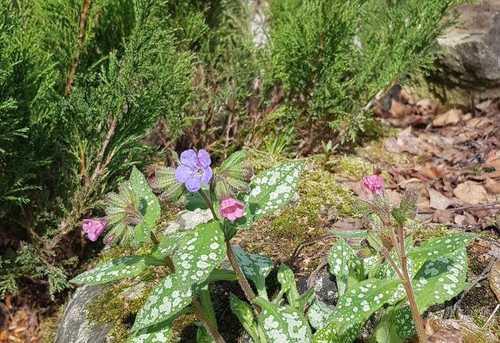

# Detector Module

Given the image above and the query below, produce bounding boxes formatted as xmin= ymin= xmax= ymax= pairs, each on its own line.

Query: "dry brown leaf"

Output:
xmin=389 ymin=99 xmax=413 ymax=118
xmin=385 ymin=189 xmax=402 ymax=207
xmin=416 ymin=98 xmax=438 ymax=116
xmin=384 ymin=127 xmax=421 ymax=155
xmin=488 ymin=260 xmax=500 ymax=302
xmin=425 ymin=318 xmax=496 ymax=343
xmin=432 ymin=108 xmax=463 ymax=127
xmin=453 ymin=181 xmax=489 ymax=205
xmin=485 ymin=178 xmax=500 ymax=194
xmin=432 ymin=209 xmax=453 ymax=224
xmin=428 ymin=187 xmax=453 ymax=210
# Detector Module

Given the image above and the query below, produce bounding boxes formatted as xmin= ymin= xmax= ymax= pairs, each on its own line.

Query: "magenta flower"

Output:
xmin=175 ymin=149 xmax=213 ymax=192
xmin=82 ymin=218 xmax=107 ymax=242
xmin=362 ymin=174 xmax=384 ymax=195
xmin=220 ymin=198 xmax=245 ymax=222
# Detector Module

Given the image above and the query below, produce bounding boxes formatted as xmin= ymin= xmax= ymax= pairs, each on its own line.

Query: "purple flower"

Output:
xmin=362 ymin=174 xmax=384 ymax=195
xmin=82 ymin=218 xmax=107 ymax=242
xmin=175 ymin=149 xmax=213 ymax=192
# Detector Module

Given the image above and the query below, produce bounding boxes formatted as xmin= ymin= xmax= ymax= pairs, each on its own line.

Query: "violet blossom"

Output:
xmin=175 ymin=149 xmax=213 ymax=192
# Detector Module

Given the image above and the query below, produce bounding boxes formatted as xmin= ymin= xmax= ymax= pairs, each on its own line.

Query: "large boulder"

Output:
xmin=55 ymin=285 xmax=111 ymax=343
xmin=431 ymin=1 xmax=500 ymax=101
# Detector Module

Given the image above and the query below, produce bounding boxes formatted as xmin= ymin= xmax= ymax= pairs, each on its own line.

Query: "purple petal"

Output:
xmin=175 ymin=165 xmax=193 ymax=183
xmin=201 ymin=166 xmax=213 ymax=185
xmin=180 ymin=149 xmax=198 ymax=168
xmin=185 ymin=176 xmax=202 ymax=192
xmin=197 ymin=149 xmax=211 ymax=168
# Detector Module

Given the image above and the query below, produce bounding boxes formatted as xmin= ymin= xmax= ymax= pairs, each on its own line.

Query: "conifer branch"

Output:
xmin=65 ymin=0 xmax=92 ymax=96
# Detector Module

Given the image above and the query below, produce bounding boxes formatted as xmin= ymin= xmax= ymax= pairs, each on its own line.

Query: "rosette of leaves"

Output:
xmin=104 ymin=167 xmax=161 ymax=246
xmin=212 ymin=150 xmax=251 ymax=200
xmin=311 ymin=233 xmax=473 ymax=343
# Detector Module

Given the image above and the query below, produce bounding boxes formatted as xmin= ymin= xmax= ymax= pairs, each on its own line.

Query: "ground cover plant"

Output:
xmin=71 ymin=149 xmax=473 ymax=342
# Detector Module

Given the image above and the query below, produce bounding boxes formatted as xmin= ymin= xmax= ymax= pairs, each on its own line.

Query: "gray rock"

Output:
xmin=163 ymin=208 xmax=213 ymax=235
xmin=435 ymin=1 xmax=500 ymax=91
xmin=56 ymin=285 xmax=111 ymax=343
xmin=312 ymin=269 xmax=339 ymax=306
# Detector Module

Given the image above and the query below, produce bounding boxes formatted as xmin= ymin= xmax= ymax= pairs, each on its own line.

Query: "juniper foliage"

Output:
xmin=267 ymin=0 xmax=461 ymax=142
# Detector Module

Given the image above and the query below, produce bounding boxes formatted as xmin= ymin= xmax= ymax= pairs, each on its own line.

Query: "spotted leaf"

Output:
xmin=407 ymin=233 xmax=473 ymax=278
xmin=70 ymin=256 xmax=148 ymax=285
xmin=133 ymin=221 xmax=226 ymax=331
xmin=277 ymin=265 xmax=301 ymax=309
xmin=307 ymin=299 xmax=335 ymax=330
xmin=374 ymin=306 xmax=413 ymax=343
xmin=233 ymin=246 xmax=273 ymax=297
xmin=247 ymin=161 xmax=304 ymax=221
xmin=328 ymin=239 xmax=364 ymax=296
xmin=313 ymin=279 xmax=401 ymax=343
xmin=129 ymin=320 xmax=173 ymax=343
xmin=254 ymin=297 xmax=313 ymax=343
xmin=230 ymin=294 xmax=260 ymax=343
xmin=413 ymin=248 xmax=468 ymax=311
xmin=129 ymin=167 xmax=161 ymax=243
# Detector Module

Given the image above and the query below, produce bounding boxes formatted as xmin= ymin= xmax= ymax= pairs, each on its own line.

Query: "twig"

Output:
xmin=90 ymin=116 xmax=118 ymax=184
xmin=288 ymin=234 xmax=335 ymax=266
xmin=483 ymin=303 xmax=499 ymax=328
xmin=65 ymin=0 xmax=92 ymax=96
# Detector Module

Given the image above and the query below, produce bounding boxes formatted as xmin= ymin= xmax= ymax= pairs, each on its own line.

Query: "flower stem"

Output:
xmin=225 ymin=240 xmax=257 ymax=302
xmin=192 ymin=297 xmax=226 ymax=343
xmin=396 ymin=227 xmax=427 ymax=343
xmin=200 ymin=189 xmax=218 ymax=220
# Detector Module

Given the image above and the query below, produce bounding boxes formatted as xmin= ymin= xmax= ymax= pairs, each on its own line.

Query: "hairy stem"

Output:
xmin=192 ymin=298 xmax=226 ymax=343
xmin=396 ymin=227 xmax=427 ymax=343
xmin=225 ymin=240 xmax=257 ymax=302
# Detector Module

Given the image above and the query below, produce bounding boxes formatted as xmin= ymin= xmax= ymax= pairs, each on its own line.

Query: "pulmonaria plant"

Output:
xmin=72 ymin=149 xmax=304 ymax=342
xmin=74 ymin=161 xmax=472 ymax=343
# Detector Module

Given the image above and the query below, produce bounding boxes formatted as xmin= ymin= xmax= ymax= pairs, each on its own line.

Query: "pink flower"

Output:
xmin=219 ymin=198 xmax=245 ymax=222
xmin=82 ymin=218 xmax=107 ymax=242
xmin=362 ymin=174 xmax=384 ymax=195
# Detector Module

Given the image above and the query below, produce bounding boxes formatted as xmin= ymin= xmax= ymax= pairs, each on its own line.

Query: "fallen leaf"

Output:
xmin=488 ymin=260 xmax=500 ymax=302
xmin=389 ymin=99 xmax=412 ymax=118
xmin=485 ymin=178 xmax=500 ymax=194
xmin=454 ymin=214 xmax=466 ymax=225
xmin=453 ymin=181 xmax=489 ymax=205
xmin=416 ymin=98 xmax=438 ymax=116
xmin=432 ymin=209 xmax=453 ymax=224
xmin=385 ymin=189 xmax=402 ymax=207
xmin=425 ymin=318 xmax=496 ymax=343
xmin=384 ymin=127 xmax=421 ymax=155
xmin=432 ymin=108 xmax=463 ymax=127
xmin=428 ymin=187 xmax=453 ymax=210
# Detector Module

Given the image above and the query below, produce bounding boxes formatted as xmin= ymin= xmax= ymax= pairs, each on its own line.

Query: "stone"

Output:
xmin=312 ymin=269 xmax=339 ymax=306
xmin=433 ymin=1 xmax=500 ymax=98
xmin=55 ymin=285 xmax=111 ymax=343
xmin=163 ymin=208 xmax=213 ymax=234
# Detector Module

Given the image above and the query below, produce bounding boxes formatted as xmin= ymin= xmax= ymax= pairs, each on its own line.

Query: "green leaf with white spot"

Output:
xmin=247 ymin=161 xmax=304 ymax=221
xmin=374 ymin=306 xmax=413 ymax=343
xmin=328 ymin=239 xmax=364 ymax=296
xmin=133 ymin=221 xmax=226 ymax=331
xmin=233 ymin=246 xmax=273 ymax=298
xmin=230 ymin=294 xmax=260 ymax=343
xmin=407 ymin=233 xmax=472 ymax=277
xmin=130 ymin=167 xmax=161 ymax=243
xmin=254 ymin=297 xmax=313 ymax=343
xmin=153 ymin=166 xmax=184 ymax=202
xmin=277 ymin=265 xmax=301 ymax=309
xmin=412 ymin=247 xmax=468 ymax=312
xmin=70 ymin=256 xmax=148 ymax=285
xmin=196 ymin=326 xmax=215 ymax=343
xmin=150 ymin=231 xmax=187 ymax=260
xmin=129 ymin=320 xmax=173 ymax=343
xmin=313 ymin=279 xmax=401 ymax=343
xmin=307 ymin=299 xmax=335 ymax=330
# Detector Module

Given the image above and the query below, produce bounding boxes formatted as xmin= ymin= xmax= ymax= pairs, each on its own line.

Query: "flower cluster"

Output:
xmin=82 ymin=218 xmax=107 ymax=241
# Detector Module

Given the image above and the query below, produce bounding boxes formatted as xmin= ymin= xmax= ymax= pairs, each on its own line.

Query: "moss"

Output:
xmin=329 ymin=155 xmax=373 ymax=180
xmin=269 ymin=165 xmax=356 ymax=239
xmin=39 ymin=307 xmax=64 ymax=343
xmin=86 ymin=278 xmax=156 ymax=342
